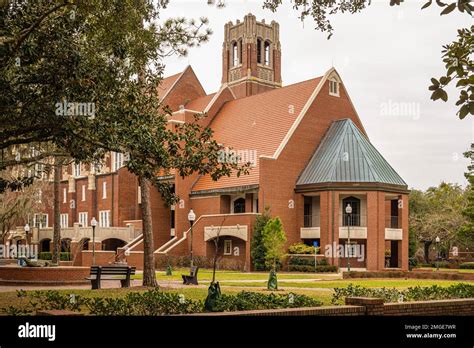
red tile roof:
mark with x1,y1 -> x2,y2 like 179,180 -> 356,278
157,72 -> 181,100
186,93 -> 216,111
192,77 -> 322,193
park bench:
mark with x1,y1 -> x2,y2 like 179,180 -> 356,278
181,266 -> 199,285
86,265 -> 136,290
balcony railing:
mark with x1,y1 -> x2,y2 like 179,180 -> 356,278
304,214 -> 320,228
340,214 -> 367,227
385,215 -> 400,229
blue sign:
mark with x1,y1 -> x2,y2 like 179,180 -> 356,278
313,241 -> 319,247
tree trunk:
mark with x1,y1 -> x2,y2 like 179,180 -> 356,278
139,176 -> 157,287
51,158 -> 62,264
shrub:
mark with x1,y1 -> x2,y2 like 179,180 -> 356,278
213,291 -> 322,312
288,243 -> 315,255
460,262 -> 474,269
288,265 -> 338,273
431,261 -> 450,269
1,289 -> 323,316
408,257 -> 418,270
38,252 -> 70,261
331,283 -> 474,305
250,209 -> 271,271
39,252 -> 52,260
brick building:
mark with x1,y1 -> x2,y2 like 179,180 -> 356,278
34,13 -> 409,271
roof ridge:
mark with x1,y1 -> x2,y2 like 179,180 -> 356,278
328,120 -> 351,182
226,76 -> 322,102
346,120 -> 381,182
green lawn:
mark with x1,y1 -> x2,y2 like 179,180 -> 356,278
218,279 -> 473,289
132,268 -> 338,281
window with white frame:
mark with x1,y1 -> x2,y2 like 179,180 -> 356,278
329,79 -> 340,97
73,163 -> 81,177
224,240 -> 232,255
81,185 -> 86,201
99,210 -> 110,227
63,188 -> 67,203
102,181 -> 107,199
33,213 -> 48,229
78,212 -> 88,227
112,152 -> 124,172
60,213 -> 68,228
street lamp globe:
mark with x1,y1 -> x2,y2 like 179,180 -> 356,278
24,223 -> 30,234
188,209 -> 196,223
435,236 -> 440,243
91,217 -> 98,227
345,204 -> 352,214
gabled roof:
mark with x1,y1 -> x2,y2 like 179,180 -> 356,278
192,77 -> 322,193
185,93 -> 216,112
157,72 -> 182,99
296,119 -> 407,188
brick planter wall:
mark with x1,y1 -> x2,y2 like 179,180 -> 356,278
0,266 -> 89,285
185,297 -> 474,316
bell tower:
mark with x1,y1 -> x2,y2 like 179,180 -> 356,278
221,13 -> 282,99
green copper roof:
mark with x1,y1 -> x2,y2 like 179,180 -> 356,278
296,119 -> 407,187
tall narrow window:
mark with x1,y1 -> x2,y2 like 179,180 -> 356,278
329,80 -> 340,97
73,163 -> 81,177
342,196 -> 361,227
232,42 -> 238,67
224,240 -> 232,255
239,39 -> 243,64
112,152 -> 123,171
34,213 -> 48,228
304,196 -> 313,227
102,181 -> 107,199
99,210 -> 110,227
264,41 -> 270,66
78,212 -> 88,227
63,188 -> 67,203
257,38 -> 262,64
81,185 -> 86,201
60,214 -> 68,228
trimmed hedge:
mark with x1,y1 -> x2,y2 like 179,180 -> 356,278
460,262 -> 474,269
288,265 -> 338,273
1,289 -> 322,316
38,252 -> 71,261
332,283 -> 474,305
288,243 -> 316,255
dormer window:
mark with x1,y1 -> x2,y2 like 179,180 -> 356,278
329,79 -> 340,97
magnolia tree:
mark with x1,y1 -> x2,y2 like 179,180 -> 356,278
0,0 -> 250,285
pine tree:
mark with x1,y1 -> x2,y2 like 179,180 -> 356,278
250,208 -> 271,271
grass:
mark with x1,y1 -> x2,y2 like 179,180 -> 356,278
218,279 -> 473,289
132,268 -> 338,281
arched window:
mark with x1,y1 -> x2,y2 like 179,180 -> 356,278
264,41 -> 270,66
342,196 -> 361,226
232,42 -> 238,67
233,198 -> 246,214
257,38 -> 262,64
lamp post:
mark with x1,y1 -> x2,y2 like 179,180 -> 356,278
91,217 -> 98,265
188,209 -> 196,268
435,236 -> 440,271
345,204 -> 352,272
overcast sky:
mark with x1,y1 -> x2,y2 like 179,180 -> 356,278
159,0 -> 473,190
